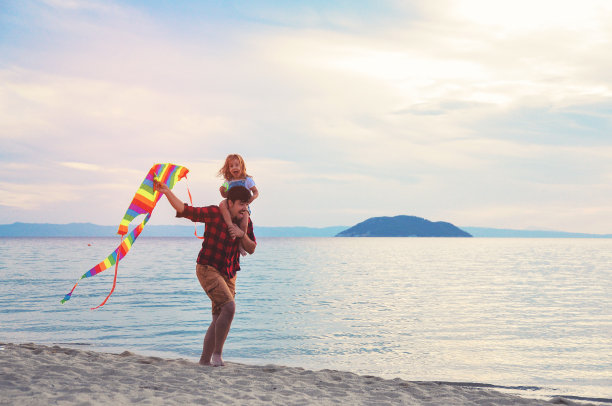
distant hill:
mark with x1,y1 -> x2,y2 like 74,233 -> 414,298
462,227 -> 612,238
0,222 -> 119,237
1,222 -> 610,238
336,216 -> 472,237
0,222 -> 346,238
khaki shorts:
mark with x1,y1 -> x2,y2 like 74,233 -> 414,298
196,264 -> 236,316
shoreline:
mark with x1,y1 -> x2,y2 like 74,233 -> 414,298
0,342 -> 599,406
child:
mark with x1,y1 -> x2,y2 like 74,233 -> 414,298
218,154 -> 258,252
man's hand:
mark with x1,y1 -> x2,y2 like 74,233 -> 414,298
154,179 -> 170,195
153,180 -> 185,213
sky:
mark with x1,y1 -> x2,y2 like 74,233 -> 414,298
1,0 -> 612,232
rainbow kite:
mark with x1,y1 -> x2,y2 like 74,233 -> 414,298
61,163 -> 190,309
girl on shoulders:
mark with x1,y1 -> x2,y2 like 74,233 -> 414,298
218,154 -> 258,245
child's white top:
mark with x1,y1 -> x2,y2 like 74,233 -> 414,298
223,176 -> 255,191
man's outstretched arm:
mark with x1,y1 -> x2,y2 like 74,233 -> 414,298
154,180 -> 185,214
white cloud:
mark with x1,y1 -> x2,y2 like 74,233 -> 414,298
60,162 -> 103,171
452,0 -> 612,33
0,181 -> 91,209
1,1 -> 612,232
40,0 -> 121,13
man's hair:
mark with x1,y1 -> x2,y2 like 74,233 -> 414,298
227,186 -> 251,203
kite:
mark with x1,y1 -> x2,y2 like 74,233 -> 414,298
61,163 -> 193,309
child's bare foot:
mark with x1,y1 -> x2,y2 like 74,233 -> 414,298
240,247 -> 247,256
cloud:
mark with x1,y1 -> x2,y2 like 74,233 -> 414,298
1,1 -> 612,231
0,181 -> 82,209
60,162 -> 103,171
452,0 -> 612,33
40,0 -> 114,11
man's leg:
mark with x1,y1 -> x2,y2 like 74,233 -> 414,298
200,301 -> 235,366
199,313 -> 218,366
196,265 -> 236,366
211,300 -> 235,366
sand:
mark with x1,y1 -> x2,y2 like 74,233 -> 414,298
0,342 -> 587,405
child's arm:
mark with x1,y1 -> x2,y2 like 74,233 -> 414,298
219,186 -> 228,198
248,186 -> 259,204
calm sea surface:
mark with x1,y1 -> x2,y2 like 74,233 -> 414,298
1,237 -> 611,402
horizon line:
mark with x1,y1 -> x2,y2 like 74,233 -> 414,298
1,221 -> 611,236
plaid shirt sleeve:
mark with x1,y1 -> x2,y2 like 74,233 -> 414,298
175,203 -> 219,223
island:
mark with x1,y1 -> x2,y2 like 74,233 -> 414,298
336,215 -> 472,237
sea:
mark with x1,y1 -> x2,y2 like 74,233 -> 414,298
1,237 -> 610,403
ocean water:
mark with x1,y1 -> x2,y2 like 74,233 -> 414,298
0,237 -> 611,402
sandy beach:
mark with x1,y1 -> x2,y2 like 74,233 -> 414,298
0,342 -> 588,406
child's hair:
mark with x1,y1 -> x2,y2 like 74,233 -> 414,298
218,154 -> 249,180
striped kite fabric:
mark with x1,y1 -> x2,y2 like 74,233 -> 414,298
118,163 -> 189,235
60,163 -> 189,309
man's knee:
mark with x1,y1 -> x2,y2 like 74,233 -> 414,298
221,300 -> 235,316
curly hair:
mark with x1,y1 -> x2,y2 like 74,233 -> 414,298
217,154 -> 249,180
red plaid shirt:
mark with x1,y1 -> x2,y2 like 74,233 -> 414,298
177,204 -> 256,278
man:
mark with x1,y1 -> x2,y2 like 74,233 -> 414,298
154,181 -> 256,366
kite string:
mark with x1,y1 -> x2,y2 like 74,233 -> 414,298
185,175 -> 205,240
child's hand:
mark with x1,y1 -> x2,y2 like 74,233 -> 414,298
228,224 -> 245,239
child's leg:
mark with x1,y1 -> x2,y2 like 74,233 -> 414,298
219,199 -> 233,228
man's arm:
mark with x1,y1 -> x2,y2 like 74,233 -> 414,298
154,180 -> 185,213
240,232 -> 256,254
231,218 -> 256,254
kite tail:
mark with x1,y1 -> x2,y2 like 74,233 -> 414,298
60,214 -> 150,308
61,163 -> 189,309
90,255 -> 120,310
60,278 -> 84,304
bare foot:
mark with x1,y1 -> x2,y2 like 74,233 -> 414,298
211,353 -> 225,367
199,359 -> 212,366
